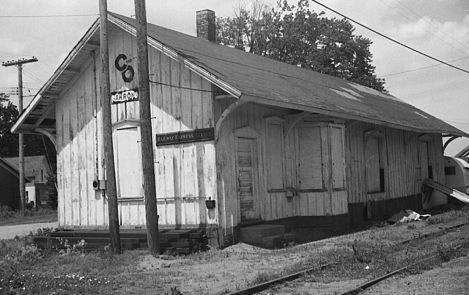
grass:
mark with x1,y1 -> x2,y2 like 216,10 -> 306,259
0,206 -> 468,294
0,237 -> 137,294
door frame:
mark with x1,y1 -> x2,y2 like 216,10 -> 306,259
233,126 -> 261,223
112,120 -> 143,200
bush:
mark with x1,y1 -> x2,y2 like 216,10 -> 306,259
437,243 -> 453,262
0,205 -> 15,219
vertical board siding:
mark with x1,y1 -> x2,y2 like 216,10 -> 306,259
57,56 -> 104,228
147,34 -> 216,227
216,105 -> 349,230
57,25 -> 217,228
345,122 -> 446,205
55,25 -> 446,231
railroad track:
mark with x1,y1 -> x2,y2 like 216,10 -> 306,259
227,221 -> 469,295
342,242 -> 467,295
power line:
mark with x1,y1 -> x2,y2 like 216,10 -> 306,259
442,119 -> 469,126
382,56 -> 469,77
149,79 -> 219,93
0,14 -> 97,18
310,0 -> 469,75
394,0 -> 469,54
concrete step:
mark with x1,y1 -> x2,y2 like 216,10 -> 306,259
240,224 -> 285,246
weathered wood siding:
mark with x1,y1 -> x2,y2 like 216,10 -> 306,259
149,46 -> 217,226
345,121 -> 445,205
56,24 -> 217,228
216,105 -> 348,235
56,56 -> 105,227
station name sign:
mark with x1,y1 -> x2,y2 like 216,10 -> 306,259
111,88 -> 138,104
155,128 -> 214,146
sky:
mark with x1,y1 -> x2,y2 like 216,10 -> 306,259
1,0 -> 469,155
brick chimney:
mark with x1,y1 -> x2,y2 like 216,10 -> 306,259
196,9 -> 216,42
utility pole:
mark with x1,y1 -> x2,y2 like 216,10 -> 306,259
2,57 -> 38,214
134,0 -> 160,254
99,0 -> 121,254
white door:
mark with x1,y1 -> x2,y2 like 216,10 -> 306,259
114,126 -> 143,198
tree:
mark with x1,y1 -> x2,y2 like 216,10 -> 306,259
0,102 -> 21,157
0,102 -> 55,159
217,0 -> 386,92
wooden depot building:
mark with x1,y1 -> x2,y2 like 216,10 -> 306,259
11,10 -> 467,247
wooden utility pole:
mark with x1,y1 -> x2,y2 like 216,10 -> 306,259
2,57 -> 38,214
134,0 -> 160,254
99,0 -> 121,254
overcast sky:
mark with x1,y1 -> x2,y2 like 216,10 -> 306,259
1,0 -> 468,155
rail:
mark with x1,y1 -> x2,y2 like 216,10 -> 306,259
226,221 -> 469,295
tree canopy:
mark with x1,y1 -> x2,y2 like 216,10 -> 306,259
0,102 -> 55,159
217,0 -> 386,92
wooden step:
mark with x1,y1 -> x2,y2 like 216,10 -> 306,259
33,228 -> 207,254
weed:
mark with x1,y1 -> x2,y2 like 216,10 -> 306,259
251,270 -> 277,285
427,215 -> 446,225
407,224 -> 417,230
168,286 -> 183,295
437,243 -> 452,262
0,205 -> 15,219
427,208 -> 469,225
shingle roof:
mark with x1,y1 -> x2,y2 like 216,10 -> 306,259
0,157 -> 29,182
3,156 -> 50,183
112,13 -> 466,136
12,12 -> 467,137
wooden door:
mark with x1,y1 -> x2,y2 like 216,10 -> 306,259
296,126 -> 324,191
419,141 -> 432,208
114,126 -> 143,198
236,137 -> 260,222
418,141 -> 429,180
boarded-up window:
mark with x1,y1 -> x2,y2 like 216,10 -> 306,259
114,127 -> 143,198
266,122 -> 284,190
330,126 -> 345,189
297,126 -> 323,190
445,166 -> 456,176
365,136 -> 385,193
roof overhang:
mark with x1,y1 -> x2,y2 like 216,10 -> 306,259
11,14 -> 242,135
11,12 -> 467,139
11,19 -> 101,134
240,94 -> 469,136
0,158 -> 30,182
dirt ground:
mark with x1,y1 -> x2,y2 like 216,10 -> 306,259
114,208 -> 469,294
363,255 -> 469,295
0,221 -> 57,239
0,212 -> 57,226
1,207 -> 468,294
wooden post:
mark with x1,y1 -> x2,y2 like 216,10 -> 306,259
2,57 -> 38,214
18,64 -> 25,213
134,0 -> 160,254
99,0 -> 121,254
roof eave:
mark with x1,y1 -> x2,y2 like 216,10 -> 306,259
11,19 -> 100,134
240,94 -> 468,137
